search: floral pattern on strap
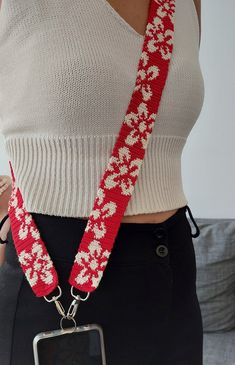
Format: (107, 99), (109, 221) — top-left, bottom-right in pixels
(7, 0), (176, 296)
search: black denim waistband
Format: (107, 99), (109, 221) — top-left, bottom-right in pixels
(38, 205), (187, 236)
(112, 205), (199, 237)
(3, 205), (200, 252)
(3, 205), (200, 269)
(116, 205), (188, 232)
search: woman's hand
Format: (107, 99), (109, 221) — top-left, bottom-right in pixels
(0, 175), (12, 266)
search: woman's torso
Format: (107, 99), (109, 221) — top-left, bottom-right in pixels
(0, 0), (204, 221)
(82, 0), (201, 224)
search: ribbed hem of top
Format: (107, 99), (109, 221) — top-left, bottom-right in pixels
(5, 135), (188, 218)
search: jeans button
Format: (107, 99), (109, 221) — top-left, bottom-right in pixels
(155, 244), (168, 257)
(153, 227), (167, 240)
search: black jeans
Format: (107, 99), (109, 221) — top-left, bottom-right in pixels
(0, 205), (203, 365)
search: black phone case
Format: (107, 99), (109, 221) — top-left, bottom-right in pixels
(33, 324), (106, 365)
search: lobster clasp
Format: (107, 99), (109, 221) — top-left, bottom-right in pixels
(67, 298), (80, 319)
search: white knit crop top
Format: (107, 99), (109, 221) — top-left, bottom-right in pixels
(0, 0), (205, 218)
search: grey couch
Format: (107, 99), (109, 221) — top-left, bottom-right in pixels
(188, 217), (235, 365)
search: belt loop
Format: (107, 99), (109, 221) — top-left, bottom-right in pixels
(184, 205), (200, 238)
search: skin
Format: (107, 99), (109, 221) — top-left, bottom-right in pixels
(193, 0), (201, 47)
(0, 178), (12, 266)
(105, 0), (201, 45)
(0, 0), (201, 264)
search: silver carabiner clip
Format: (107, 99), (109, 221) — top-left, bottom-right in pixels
(71, 286), (90, 301)
(43, 285), (62, 302)
(67, 298), (80, 319)
(43, 285), (90, 324)
(54, 299), (66, 317)
(43, 285), (67, 317)
(67, 286), (90, 319)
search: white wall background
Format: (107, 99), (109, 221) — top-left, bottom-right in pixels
(0, 0), (234, 218)
(182, 0), (235, 218)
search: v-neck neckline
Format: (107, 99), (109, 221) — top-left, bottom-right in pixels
(100, 0), (153, 40)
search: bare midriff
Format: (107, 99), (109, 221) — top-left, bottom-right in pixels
(80, 208), (180, 224)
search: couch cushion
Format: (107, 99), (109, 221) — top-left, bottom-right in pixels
(188, 218), (235, 332)
(203, 330), (235, 365)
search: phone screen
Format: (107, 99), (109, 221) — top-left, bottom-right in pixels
(36, 328), (104, 365)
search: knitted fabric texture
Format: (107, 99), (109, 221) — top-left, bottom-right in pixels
(8, 0), (177, 296)
(0, 0), (204, 217)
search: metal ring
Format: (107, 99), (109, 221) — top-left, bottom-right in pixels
(71, 286), (90, 301)
(60, 316), (77, 333)
(43, 285), (62, 302)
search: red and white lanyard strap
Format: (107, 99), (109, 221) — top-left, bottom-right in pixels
(7, 0), (176, 313)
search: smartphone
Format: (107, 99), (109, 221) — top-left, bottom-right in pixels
(33, 323), (106, 365)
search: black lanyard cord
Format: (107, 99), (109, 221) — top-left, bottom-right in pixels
(0, 214), (9, 244)
(185, 205), (200, 238)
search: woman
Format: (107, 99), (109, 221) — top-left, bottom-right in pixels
(0, 175), (12, 266)
(0, 0), (204, 364)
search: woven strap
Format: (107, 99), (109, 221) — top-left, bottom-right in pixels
(8, 0), (176, 297)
